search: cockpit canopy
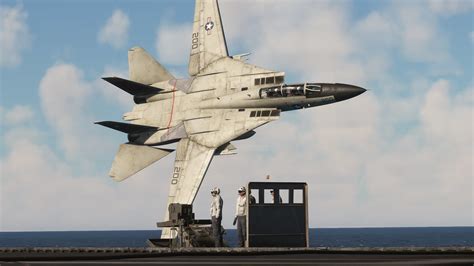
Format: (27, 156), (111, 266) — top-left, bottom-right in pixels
(259, 83), (322, 98)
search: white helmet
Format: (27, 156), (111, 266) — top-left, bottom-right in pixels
(238, 186), (246, 193)
(211, 187), (220, 194)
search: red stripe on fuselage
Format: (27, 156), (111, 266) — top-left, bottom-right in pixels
(166, 80), (177, 132)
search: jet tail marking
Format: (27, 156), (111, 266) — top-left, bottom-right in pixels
(103, 77), (163, 96)
(188, 0), (229, 76)
(95, 121), (158, 134)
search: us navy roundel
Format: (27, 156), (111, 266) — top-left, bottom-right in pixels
(205, 21), (214, 31)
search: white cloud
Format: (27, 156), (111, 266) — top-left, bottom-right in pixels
(358, 83), (471, 225)
(1, 63), (174, 231)
(3, 105), (34, 125)
(0, 4), (31, 67)
(470, 31), (474, 43)
(155, 23), (192, 66)
(395, 3), (449, 63)
(354, 11), (396, 45)
(0, 68), (175, 231)
(98, 9), (130, 49)
(38, 63), (112, 161)
(221, 1), (365, 84)
(0, 126), (174, 231)
(354, 3), (451, 65)
(420, 80), (472, 145)
(220, 0), (458, 84)
(39, 63), (91, 157)
(428, 0), (474, 16)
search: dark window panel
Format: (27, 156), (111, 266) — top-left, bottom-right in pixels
(275, 76), (284, 84)
(266, 77), (275, 84)
(270, 110), (281, 116)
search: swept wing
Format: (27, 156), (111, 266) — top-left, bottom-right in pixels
(161, 108), (279, 238)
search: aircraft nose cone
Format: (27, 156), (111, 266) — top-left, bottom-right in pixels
(333, 84), (366, 101)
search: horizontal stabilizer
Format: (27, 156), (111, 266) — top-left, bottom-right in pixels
(109, 143), (174, 181)
(103, 77), (162, 96)
(95, 121), (158, 134)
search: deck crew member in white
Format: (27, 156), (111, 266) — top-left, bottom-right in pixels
(234, 186), (247, 247)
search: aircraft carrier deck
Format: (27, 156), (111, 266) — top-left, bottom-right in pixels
(1, 247), (473, 265)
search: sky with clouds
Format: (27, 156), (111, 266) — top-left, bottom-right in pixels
(0, 0), (472, 231)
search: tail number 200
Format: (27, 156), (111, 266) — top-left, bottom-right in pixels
(171, 167), (181, 185)
(192, 32), (199, 49)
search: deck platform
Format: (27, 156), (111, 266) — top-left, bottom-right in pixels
(1, 247), (473, 264)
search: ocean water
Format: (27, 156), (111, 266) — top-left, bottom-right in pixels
(0, 227), (472, 248)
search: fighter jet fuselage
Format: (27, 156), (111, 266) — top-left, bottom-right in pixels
(119, 58), (365, 147)
(96, 0), (366, 239)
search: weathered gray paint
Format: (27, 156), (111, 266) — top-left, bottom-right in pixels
(96, 0), (366, 239)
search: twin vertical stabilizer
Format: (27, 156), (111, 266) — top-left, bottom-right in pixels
(100, 48), (177, 182)
(128, 46), (174, 84)
(188, 0), (229, 76)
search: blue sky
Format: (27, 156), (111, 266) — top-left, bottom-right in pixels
(1, 0), (473, 231)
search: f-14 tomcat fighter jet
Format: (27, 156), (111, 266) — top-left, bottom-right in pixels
(97, 0), (365, 238)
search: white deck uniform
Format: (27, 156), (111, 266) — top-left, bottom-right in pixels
(235, 195), (247, 217)
(210, 194), (223, 219)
